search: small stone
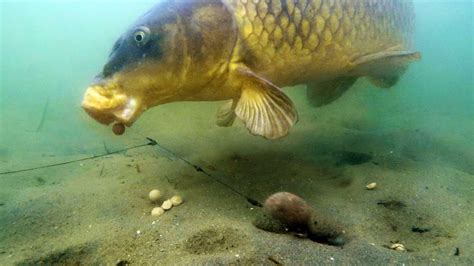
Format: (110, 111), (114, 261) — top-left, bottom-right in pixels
(170, 195), (183, 206)
(264, 192), (312, 227)
(162, 199), (172, 210)
(149, 189), (162, 202)
(151, 207), (164, 217)
(390, 243), (406, 251)
(366, 182), (377, 190)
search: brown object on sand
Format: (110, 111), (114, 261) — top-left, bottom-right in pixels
(112, 123), (125, 135)
(264, 192), (312, 230)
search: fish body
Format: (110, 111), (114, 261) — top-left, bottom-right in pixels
(82, 0), (420, 139)
(229, 0), (416, 85)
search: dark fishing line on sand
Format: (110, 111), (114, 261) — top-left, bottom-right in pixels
(0, 140), (154, 175)
(147, 137), (263, 207)
(0, 137), (263, 207)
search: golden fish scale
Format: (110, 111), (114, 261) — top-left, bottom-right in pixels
(229, 0), (414, 81)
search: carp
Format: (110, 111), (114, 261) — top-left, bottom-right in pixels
(82, 0), (420, 139)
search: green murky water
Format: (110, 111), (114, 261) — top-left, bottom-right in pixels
(1, 1), (472, 264)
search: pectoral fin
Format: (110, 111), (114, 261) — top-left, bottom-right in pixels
(232, 67), (298, 139)
(216, 100), (236, 127)
(352, 50), (421, 88)
(306, 77), (357, 107)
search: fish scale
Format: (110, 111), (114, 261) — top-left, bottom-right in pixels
(82, 0), (419, 140)
(227, 0), (414, 81)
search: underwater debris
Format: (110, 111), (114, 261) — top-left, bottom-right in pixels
(366, 182), (377, 190)
(377, 200), (407, 211)
(148, 189), (162, 202)
(267, 255), (283, 265)
(116, 260), (131, 266)
(35, 177), (46, 186)
(411, 226), (431, 233)
(35, 97), (50, 133)
(102, 141), (111, 154)
(454, 247), (460, 256)
(254, 192), (345, 246)
(135, 163), (141, 173)
(99, 164), (105, 176)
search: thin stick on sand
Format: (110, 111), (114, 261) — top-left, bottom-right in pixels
(35, 97), (50, 133)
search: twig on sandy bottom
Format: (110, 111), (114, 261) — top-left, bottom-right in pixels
(99, 164), (105, 177)
(103, 141), (111, 154)
(35, 97), (50, 133)
(135, 163), (141, 173)
(268, 256), (283, 265)
(454, 247), (460, 256)
(163, 175), (177, 189)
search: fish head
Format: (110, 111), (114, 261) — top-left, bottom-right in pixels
(82, 0), (236, 128)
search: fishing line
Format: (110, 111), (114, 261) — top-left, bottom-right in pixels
(35, 97), (50, 133)
(146, 137), (263, 207)
(0, 137), (262, 207)
(0, 140), (155, 175)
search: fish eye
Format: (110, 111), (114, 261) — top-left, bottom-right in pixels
(133, 26), (151, 46)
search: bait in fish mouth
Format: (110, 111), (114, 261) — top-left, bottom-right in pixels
(82, 0), (420, 139)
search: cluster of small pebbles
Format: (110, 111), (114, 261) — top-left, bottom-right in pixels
(390, 243), (406, 251)
(148, 189), (183, 217)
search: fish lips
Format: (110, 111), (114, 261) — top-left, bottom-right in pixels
(81, 81), (143, 127)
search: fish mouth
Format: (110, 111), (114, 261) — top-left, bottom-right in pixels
(81, 82), (143, 127)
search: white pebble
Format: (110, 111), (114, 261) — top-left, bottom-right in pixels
(162, 199), (173, 210)
(149, 189), (161, 202)
(390, 243), (406, 251)
(366, 182), (377, 190)
(151, 207), (164, 217)
(170, 195), (183, 206)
